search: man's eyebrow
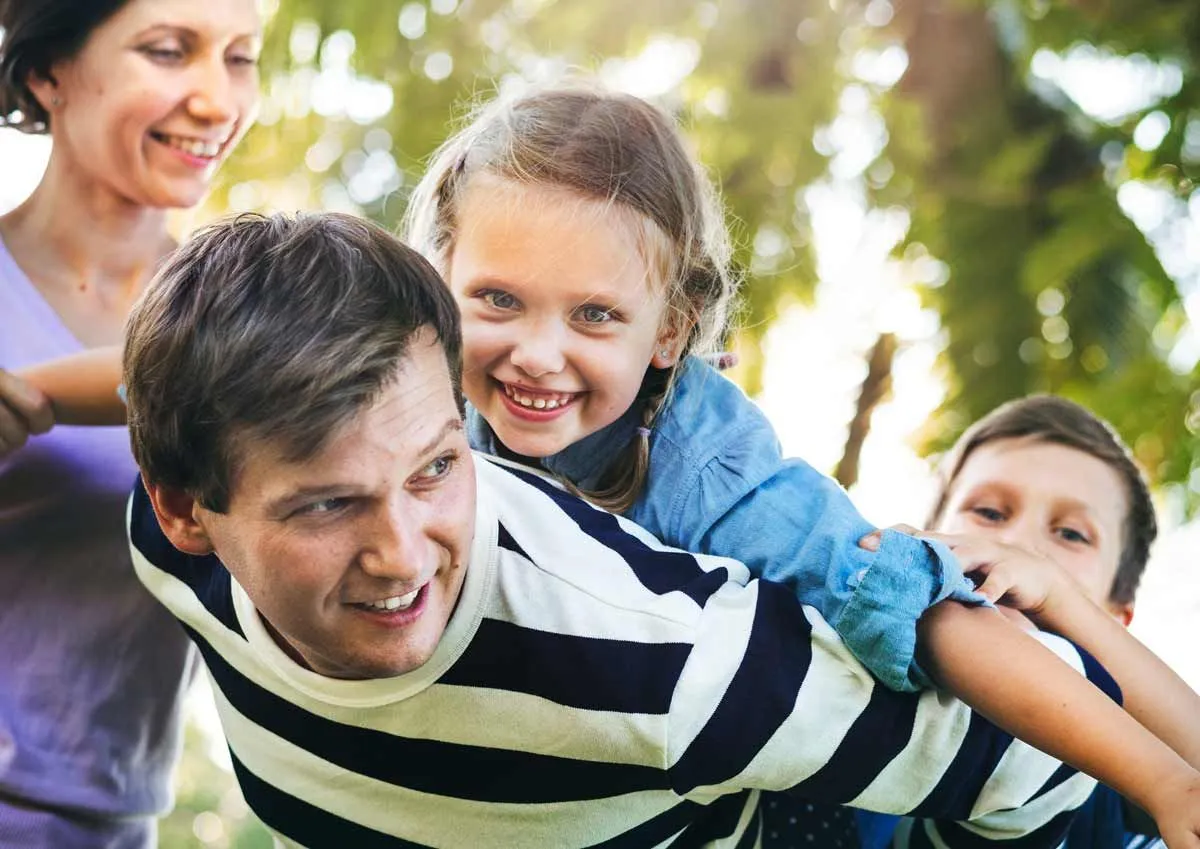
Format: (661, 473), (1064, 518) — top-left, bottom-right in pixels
(412, 416), (466, 461)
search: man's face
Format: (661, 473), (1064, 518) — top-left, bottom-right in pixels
(192, 336), (475, 679)
(938, 437), (1131, 622)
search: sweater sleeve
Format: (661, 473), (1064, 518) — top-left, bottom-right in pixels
(665, 578), (1114, 846)
(664, 424), (985, 692)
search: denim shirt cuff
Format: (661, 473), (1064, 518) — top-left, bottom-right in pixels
(833, 529), (989, 693)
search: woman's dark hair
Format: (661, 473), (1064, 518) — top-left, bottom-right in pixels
(0, 0), (131, 133)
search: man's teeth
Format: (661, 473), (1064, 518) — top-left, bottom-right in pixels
(364, 589), (420, 611)
(158, 134), (222, 158)
(503, 385), (573, 410)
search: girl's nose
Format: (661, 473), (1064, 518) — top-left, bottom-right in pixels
(509, 327), (566, 378)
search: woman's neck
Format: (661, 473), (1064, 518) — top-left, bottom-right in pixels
(0, 153), (175, 300)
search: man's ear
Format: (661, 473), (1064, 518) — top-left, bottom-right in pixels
(144, 476), (216, 556)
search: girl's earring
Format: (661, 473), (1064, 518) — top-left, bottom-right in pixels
(50, 95), (61, 107)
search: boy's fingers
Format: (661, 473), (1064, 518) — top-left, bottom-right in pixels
(0, 370), (54, 435)
(858, 523), (925, 552)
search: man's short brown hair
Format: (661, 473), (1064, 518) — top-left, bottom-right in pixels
(928, 395), (1157, 606)
(124, 212), (463, 513)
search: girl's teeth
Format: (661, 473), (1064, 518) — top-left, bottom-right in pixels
(505, 386), (568, 410)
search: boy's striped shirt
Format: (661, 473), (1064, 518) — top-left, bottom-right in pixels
(129, 455), (1113, 848)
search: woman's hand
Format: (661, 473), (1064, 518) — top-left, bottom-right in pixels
(0, 368), (55, 457)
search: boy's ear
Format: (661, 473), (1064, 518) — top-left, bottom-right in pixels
(1108, 599), (1135, 628)
(143, 476), (216, 556)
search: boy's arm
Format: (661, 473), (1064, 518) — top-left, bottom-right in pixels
(17, 345), (126, 426)
(668, 580), (1181, 846)
(916, 600), (1200, 846)
(933, 531), (1200, 772)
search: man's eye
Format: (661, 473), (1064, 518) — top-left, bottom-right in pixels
(577, 305), (614, 324)
(482, 291), (518, 311)
(417, 454), (455, 481)
(297, 498), (345, 517)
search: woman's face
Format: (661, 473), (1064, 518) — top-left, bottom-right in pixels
(35, 0), (262, 209)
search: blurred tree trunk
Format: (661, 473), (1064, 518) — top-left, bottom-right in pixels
(835, 333), (897, 489)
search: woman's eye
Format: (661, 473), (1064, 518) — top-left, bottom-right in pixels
(482, 291), (518, 311)
(228, 53), (260, 67)
(142, 45), (185, 63)
(577, 305), (614, 324)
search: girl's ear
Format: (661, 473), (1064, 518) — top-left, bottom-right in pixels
(651, 306), (695, 369)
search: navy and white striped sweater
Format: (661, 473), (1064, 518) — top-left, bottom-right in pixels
(129, 455), (1114, 848)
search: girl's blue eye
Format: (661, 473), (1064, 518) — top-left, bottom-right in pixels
(483, 291), (518, 311)
(578, 305), (613, 324)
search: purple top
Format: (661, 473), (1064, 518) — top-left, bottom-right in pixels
(0, 238), (195, 817)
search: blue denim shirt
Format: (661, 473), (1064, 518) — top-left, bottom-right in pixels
(467, 355), (985, 692)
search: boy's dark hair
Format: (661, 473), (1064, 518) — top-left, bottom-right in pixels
(124, 212), (463, 513)
(928, 395), (1157, 606)
(0, 0), (131, 132)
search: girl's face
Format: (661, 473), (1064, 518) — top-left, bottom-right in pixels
(32, 0), (261, 209)
(937, 437), (1132, 622)
(447, 175), (680, 459)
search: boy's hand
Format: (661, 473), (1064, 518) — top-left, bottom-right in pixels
(859, 525), (1082, 623)
(1147, 768), (1200, 847)
(0, 369), (54, 457)
(919, 531), (1074, 616)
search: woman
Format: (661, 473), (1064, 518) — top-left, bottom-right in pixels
(0, 0), (260, 845)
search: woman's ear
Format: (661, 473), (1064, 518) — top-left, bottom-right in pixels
(24, 68), (64, 116)
(144, 476), (216, 556)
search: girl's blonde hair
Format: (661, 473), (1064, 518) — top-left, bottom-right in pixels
(404, 81), (739, 512)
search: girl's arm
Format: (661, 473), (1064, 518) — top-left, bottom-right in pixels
(928, 531), (1200, 771)
(17, 345), (126, 426)
(916, 601), (1200, 846)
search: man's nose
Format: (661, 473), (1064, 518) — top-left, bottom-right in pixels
(358, 501), (434, 582)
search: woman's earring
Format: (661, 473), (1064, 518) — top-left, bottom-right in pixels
(50, 95), (61, 107)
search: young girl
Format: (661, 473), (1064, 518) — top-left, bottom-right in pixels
(15, 84), (1200, 844)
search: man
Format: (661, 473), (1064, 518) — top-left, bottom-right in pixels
(123, 212), (1111, 848)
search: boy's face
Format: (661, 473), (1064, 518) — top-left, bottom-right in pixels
(152, 335), (476, 679)
(938, 437), (1133, 623)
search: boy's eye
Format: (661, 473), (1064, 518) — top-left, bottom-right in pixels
(970, 506), (1005, 523)
(1056, 526), (1091, 545)
(481, 290), (519, 311)
(577, 305), (614, 324)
